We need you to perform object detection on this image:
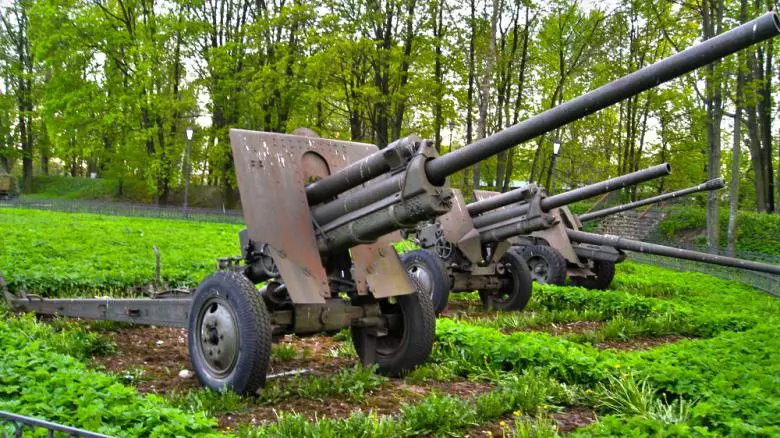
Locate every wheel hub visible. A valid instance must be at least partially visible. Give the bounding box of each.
[527,256,549,283]
[197,300,239,377]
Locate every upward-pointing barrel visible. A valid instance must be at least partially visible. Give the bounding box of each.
[471,164,672,230]
[579,178,726,222]
[423,11,780,184]
[308,12,780,227]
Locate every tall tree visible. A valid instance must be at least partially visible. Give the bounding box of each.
[0,0,34,191]
[701,0,724,253]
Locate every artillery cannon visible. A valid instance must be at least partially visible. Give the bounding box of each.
[578,177,726,222]
[480,178,727,287]
[5,12,779,395]
[471,172,778,286]
[402,164,672,313]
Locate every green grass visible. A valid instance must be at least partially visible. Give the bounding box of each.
[27,175,144,201]
[0,312,218,436]
[656,205,780,256]
[2,210,778,436]
[0,208,243,296]
[240,371,574,437]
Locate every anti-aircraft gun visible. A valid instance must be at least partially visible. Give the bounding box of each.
[5,11,779,395]
[471,178,726,288]
[402,164,673,313]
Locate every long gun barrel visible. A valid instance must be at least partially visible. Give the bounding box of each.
[304,12,779,251]
[578,178,726,222]
[467,186,535,216]
[472,164,671,230]
[307,12,780,228]
[566,229,780,275]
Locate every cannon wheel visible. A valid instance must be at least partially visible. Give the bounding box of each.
[400,249,450,314]
[351,290,435,376]
[188,271,272,395]
[479,250,533,311]
[570,260,616,290]
[518,245,567,285]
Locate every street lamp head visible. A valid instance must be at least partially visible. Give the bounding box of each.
[186,126,194,141]
[448,121,456,130]
[552,137,562,155]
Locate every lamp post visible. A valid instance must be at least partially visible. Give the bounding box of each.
[184,126,194,215]
[549,137,562,195]
[447,121,455,154]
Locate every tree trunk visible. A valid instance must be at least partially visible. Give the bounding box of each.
[474,0,498,192]
[757,38,774,211]
[728,1,747,256]
[432,0,444,153]
[703,0,723,254]
[467,0,477,194]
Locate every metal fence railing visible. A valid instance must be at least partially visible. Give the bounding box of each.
[0,411,111,438]
[0,197,244,224]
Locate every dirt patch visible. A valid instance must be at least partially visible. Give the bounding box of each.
[552,406,597,434]
[219,377,493,430]
[441,300,485,316]
[475,407,597,437]
[268,334,355,376]
[91,326,198,394]
[91,327,360,394]
[598,335,689,351]
[218,392,407,429]
[91,325,493,431]
[503,320,605,336]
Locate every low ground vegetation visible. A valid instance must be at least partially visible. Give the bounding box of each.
[656,205,780,256]
[0,209,778,436]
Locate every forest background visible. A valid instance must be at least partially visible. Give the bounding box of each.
[0,0,778,252]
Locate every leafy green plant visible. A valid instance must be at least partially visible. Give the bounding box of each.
[271,344,297,361]
[399,392,478,436]
[257,365,387,404]
[0,209,243,296]
[0,314,218,436]
[167,387,248,417]
[507,414,561,438]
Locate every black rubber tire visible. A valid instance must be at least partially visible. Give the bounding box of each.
[351,290,435,377]
[400,249,451,314]
[570,260,617,290]
[519,244,567,285]
[188,271,272,395]
[479,250,533,311]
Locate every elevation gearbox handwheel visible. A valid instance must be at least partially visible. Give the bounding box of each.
[188,271,272,395]
[400,249,451,314]
[479,249,533,311]
[519,244,567,285]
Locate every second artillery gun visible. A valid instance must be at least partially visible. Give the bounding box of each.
[404,174,778,314]
[474,177,727,288]
[402,164,674,313]
[5,11,779,394]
